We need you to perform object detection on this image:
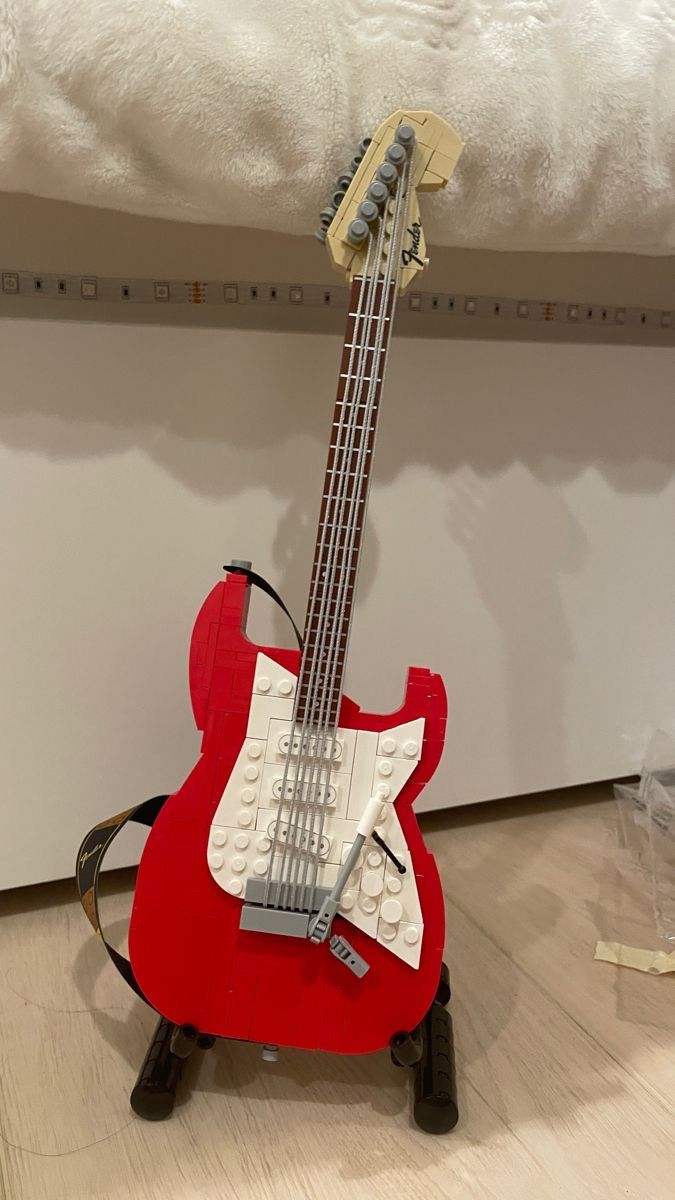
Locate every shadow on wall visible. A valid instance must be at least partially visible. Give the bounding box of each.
[0,316,673,793]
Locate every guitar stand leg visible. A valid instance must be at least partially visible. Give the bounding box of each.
[391,962,459,1134]
[130,1018,214,1121]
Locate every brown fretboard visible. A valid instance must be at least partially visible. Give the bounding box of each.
[295,275,397,730]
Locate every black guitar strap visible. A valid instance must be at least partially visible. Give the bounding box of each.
[75,566,302,1004]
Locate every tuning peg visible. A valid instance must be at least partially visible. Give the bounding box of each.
[336,172,353,190]
[315,228,328,244]
[367,180,389,207]
[395,124,415,150]
[375,161,398,188]
[320,205,337,227]
[357,200,379,225]
[350,155,363,172]
[332,189,349,208]
[346,218,369,246]
[385,143,407,170]
[358,137,372,154]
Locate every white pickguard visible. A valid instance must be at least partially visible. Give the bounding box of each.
[207,652,425,968]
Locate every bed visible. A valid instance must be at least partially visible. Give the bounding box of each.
[0,0,673,254]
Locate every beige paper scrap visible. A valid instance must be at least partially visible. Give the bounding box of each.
[594,941,675,975]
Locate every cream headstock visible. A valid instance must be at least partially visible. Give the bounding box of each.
[319,110,463,295]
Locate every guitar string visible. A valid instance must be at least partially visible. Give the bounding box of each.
[301,153,414,919]
[290,156,413,917]
[263,238,379,908]
[264,145,414,913]
[279,238,385,911]
[289,219,393,912]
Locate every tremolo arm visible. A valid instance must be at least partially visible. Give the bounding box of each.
[308,794,395,944]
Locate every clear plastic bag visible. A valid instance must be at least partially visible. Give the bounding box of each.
[615,730,675,944]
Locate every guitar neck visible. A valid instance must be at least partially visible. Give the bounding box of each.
[295,275,397,730]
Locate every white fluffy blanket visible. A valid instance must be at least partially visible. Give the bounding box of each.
[1,0,674,253]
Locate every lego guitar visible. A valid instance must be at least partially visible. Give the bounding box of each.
[76,113,463,1129]
[127,110,463,1055]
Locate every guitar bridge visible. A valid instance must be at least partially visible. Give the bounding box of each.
[238,878,331,939]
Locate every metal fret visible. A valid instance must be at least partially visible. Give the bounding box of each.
[348,311,390,320]
[339,373,382,382]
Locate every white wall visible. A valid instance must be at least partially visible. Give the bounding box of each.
[1,313,674,889]
[1,193,675,888]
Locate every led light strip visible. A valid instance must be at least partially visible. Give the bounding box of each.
[1,268,672,333]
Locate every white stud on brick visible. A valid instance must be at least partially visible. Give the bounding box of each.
[257,834,271,852]
[234,832,249,850]
[380,922,397,941]
[237,810,253,827]
[404,740,419,757]
[240,788,255,804]
[256,676,271,693]
[247,742,263,759]
[254,859,268,875]
[367,851,383,868]
[209,852,224,870]
[378,760,393,777]
[212,829,227,847]
[278,679,293,696]
[381,897,403,924]
[387,875,402,894]
[362,871,384,898]
[226,878,243,895]
[404,925,420,945]
[361,896,377,913]
[381,736,397,755]
[244,764,259,782]
[231,856,246,873]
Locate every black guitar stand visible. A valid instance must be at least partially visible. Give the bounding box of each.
[130,961,458,1134]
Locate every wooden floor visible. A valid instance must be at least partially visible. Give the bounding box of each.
[1,783,673,1200]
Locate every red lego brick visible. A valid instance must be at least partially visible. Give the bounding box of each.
[128,568,448,1054]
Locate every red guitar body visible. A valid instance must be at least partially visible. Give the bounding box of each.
[129,571,447,1054]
